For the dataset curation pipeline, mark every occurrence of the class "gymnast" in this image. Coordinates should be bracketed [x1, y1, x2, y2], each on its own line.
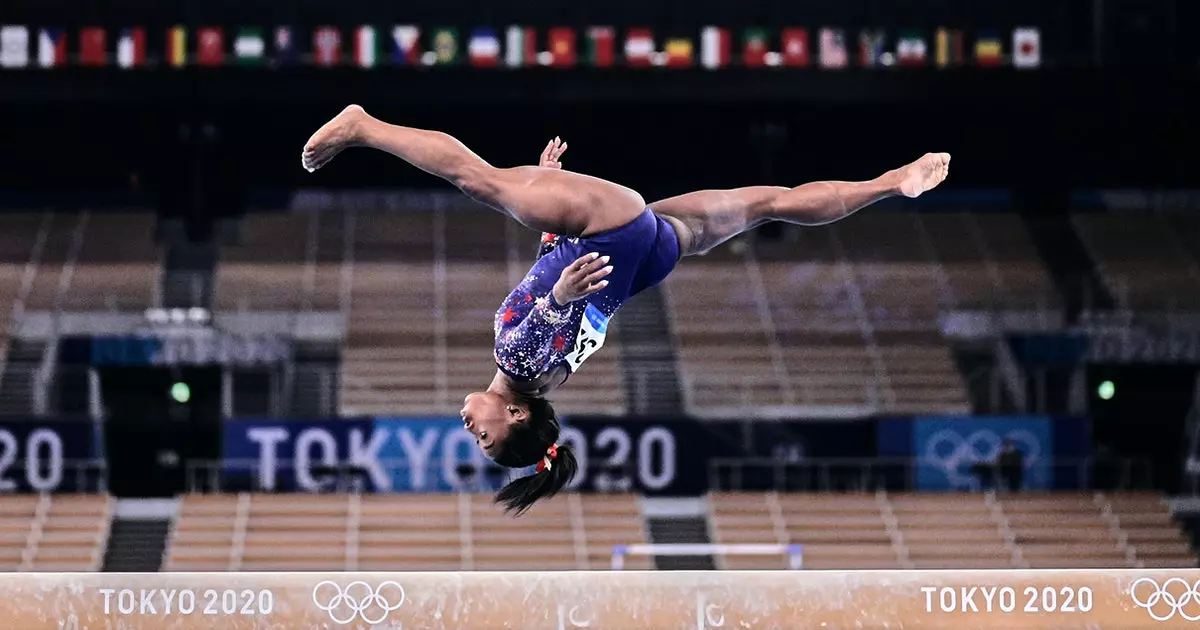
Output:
[302, 106, 950, 514]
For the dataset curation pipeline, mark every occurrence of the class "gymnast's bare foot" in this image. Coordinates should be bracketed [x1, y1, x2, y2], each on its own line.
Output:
[895, 152, 951, 198]
[301, 104, 368, 172]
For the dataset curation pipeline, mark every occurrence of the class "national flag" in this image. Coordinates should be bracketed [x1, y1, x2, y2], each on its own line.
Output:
[390, 26, 420, 66]
[664, 37, 693, 68]
[37, 28, 67, 68]
[353, 26, 378, 68]
[585, 26, 615, 68]
[858, 29, 885, 68]
[272, 26, 297, 66]
[818, 28, 847, 69]
[233, 28, 265, 66]
[934, 28, 964, 68]
[167, 26, 187, 67]
[467, 28, 500, 68]
[624, 28, 654, 68]
[0, 25, 29, 69]
[548, 27, 576, 68]
[504, 27, 536, 68]
[116, 27, 146, 69]
[313, 27, 341, 67]
[700, 26, 731, 69]
[895, 30, 927, 67]
[196, 27, 224, 67]
[974, 32, 1003, 67]
[780, 28, 810, 67]
[742, 28, 768, 68]
[79, 27, 107, 67]
[1012, 27, 1040, 69]
[431, 28, 458, 65]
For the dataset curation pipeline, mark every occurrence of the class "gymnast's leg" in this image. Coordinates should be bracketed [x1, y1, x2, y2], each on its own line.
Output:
[649, 152, 951, 256]
[301, 105, 645, 236]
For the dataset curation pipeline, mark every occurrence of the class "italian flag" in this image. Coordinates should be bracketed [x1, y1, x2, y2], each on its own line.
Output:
[354, 26, 378, 68]
[505, 26, 536, 68]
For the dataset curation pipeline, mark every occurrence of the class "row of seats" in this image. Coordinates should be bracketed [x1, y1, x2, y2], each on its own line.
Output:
[1074, 214, 1200, 311]
[165, 493, 650, 572]
[4, 210, 1198, 417]
[0, 495, 110, 571]
[708, 491, 1196, 570]
[666, 212, 1059, 415]
[0, 492, 1191, 572]
[0, 212, 160, 316]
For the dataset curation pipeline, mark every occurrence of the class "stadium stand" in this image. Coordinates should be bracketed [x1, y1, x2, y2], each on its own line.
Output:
[1073, 213, 1200, 311]
[207, 206, 628, 417]
[666, 211, 1060, 416]
[0, 495, 110, 571]
[165, 492, 649, 571]
[707, 492, 1195, 570]
[61, 213, 160, 312]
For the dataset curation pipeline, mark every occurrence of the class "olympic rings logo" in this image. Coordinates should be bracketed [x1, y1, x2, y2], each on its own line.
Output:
[312, 580, 406, 625]
[921, 429, 1041, 487]
[1130, 577, 1200, 622]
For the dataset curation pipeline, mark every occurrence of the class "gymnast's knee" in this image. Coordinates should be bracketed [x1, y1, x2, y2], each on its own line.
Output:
[453, 164, 504, 203]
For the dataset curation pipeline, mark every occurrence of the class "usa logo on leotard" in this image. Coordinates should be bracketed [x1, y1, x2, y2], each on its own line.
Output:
[563, 303, 609, 369]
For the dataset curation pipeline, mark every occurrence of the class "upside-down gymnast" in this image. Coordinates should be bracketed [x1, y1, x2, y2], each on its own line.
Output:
[302, 105, 950, 515]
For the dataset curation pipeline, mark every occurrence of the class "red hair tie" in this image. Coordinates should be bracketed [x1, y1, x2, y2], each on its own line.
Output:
[536, 444, 559, 473]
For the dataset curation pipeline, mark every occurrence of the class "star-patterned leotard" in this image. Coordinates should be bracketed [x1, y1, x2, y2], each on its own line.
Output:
[494, 209, 681, 382]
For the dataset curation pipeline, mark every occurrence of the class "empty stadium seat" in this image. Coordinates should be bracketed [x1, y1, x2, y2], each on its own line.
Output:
[167, 492, 648, 572]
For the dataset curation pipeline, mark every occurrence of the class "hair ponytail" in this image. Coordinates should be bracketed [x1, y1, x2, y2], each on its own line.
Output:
[494, 443, 578, 516]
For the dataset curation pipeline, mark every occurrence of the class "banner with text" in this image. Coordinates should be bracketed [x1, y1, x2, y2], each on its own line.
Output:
[0, 419, 98, 493]
[221, 416, 881, 495]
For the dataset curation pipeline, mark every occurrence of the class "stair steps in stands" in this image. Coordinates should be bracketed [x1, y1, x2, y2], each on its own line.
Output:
[0, 340, 44, 416]
[102, 519, 171, 573]
[614, 288, 684, 414]
[647, 517, 717, 571]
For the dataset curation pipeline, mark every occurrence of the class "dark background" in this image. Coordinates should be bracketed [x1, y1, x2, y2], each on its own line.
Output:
[0, 0, 1195, 204]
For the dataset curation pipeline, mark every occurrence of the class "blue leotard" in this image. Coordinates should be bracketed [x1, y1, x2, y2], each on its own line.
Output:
[493, 209, 680, 381]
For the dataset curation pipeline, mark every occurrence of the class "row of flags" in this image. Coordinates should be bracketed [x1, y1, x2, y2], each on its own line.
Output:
[0, 25, 1043, 71]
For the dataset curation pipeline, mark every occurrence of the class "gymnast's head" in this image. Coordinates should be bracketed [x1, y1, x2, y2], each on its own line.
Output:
[461, 391, 578, 516]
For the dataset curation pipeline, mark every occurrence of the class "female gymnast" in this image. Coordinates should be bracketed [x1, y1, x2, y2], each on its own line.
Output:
[302, 105, 950, 514]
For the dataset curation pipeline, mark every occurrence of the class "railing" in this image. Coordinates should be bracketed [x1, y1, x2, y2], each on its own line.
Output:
[708, 456, 1155, 493]
[1, 458, 108, 493]
[181, 456, 1158, 496]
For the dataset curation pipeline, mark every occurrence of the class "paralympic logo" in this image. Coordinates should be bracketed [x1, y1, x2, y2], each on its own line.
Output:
[312, 580, 406, 625]
[1130, 577, 1200, 622]
[921, 428, 1042, 488]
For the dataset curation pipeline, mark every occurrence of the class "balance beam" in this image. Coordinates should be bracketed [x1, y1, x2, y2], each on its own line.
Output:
[7, 569, 1198, 628]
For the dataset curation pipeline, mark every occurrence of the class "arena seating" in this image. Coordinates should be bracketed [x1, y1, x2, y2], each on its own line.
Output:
[0, 494, 111, 571]
[165, 492, 650, 571]
[1074, 213, 1200, 311]
[707, 491, 1195, 570]
[213, 206, 627, 416]
[341, 207, 628, 416]
[666, 211, 1058, 416]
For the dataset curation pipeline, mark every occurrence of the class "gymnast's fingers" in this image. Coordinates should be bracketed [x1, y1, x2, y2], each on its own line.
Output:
[567, 253, 597, 272]
[582, 265, 613, 285]
[554, 142, 568, 160]
[581, 280, 609, 296]
[581, 254, 610, 276]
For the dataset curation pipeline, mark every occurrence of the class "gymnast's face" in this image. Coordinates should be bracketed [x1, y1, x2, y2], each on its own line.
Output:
[461, 392, 526, 458]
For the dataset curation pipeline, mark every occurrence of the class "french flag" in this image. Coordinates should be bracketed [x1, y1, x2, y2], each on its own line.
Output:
[37, 28, 67, 68]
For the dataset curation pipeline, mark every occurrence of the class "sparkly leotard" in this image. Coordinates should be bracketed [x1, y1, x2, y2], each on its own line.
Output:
[493, 209, 680, 381]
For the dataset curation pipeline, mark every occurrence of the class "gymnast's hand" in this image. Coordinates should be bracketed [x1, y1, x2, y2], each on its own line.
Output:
[539, 137, 568, 169]
[552, 253, 612, 305]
